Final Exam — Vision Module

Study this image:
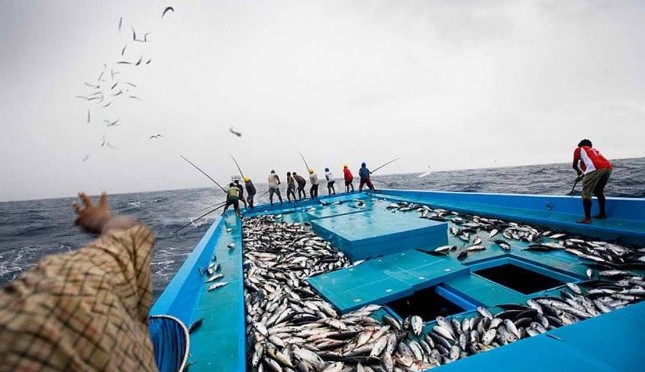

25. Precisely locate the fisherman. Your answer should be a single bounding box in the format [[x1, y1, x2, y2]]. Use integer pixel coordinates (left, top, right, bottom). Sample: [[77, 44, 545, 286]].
[[0, 192, 157, 371], [293, 171, 307, 200], [309, 168, 320, 198], [268, 170, 283, 205], [286, 172, 297, 202], [324, 167, 336, 195], [233, 178, 247, 209], [359, 162, 375, 191], [244, 176, 257, 209], [222, 182, 242, 217], [343, 164, 355, 192], [572, 139, 612, 224]]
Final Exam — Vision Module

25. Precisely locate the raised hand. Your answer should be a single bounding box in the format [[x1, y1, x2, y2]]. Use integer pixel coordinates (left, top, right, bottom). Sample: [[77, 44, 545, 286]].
[[72, 192, 112, 234]]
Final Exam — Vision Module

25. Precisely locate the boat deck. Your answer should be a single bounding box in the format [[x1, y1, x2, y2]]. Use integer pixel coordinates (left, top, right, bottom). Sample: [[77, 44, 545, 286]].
[[151, 190, 645, 371]]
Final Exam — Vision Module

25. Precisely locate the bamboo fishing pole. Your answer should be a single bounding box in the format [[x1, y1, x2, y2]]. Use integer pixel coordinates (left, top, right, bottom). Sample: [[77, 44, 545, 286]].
[[298, 151, 311, 172], [174, 202, 226, 234], [371, 157, 400, 174], [179, 155, 227, 193], [229, 153, 245, 179]]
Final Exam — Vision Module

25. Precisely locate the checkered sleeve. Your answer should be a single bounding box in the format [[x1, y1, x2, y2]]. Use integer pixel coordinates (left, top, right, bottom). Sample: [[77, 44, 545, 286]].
[[0, 224, 158, 371]]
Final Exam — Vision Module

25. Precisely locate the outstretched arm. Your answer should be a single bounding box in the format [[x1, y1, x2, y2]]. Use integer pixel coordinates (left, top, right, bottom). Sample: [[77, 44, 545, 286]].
[[72, 192, 137, 235]]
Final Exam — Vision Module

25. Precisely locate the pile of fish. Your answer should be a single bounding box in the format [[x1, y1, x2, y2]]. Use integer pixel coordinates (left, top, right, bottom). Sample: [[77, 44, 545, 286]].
[[386, 200, 645, 272], [241, 205, 643, 371]]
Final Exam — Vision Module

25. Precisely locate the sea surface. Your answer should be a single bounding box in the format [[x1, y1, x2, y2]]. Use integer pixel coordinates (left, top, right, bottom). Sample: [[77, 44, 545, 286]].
[[1, 158, 643, 299]]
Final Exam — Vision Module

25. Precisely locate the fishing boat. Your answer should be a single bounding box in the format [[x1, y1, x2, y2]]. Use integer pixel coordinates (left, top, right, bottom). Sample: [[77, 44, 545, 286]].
[[150, 189, 645, 371]]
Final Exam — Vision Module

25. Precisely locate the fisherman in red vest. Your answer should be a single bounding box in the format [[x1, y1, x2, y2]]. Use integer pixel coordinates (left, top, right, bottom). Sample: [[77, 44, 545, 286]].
[[343, 164, 355, 192], [572, 139, 612, 224]]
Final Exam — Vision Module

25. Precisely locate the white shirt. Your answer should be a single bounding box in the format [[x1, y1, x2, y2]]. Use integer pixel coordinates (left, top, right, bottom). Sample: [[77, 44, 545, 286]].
[[268, 174, 280, 188], [309, 173, 319, 185], [325, 171, 334, 182]]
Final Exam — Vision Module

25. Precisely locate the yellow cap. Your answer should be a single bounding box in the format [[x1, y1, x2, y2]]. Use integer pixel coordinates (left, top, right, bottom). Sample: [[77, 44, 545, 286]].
[[343, 163, 348, 168], [243, 176, 250, 182], [309, 168, 314, 173]]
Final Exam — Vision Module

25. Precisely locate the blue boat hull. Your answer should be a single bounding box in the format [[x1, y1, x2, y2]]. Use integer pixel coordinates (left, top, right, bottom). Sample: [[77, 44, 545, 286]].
[[151, 190, 645, 371]]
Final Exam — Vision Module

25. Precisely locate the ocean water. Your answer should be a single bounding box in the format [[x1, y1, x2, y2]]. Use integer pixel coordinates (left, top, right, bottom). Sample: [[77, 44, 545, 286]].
[[1, 157, 643, 299]]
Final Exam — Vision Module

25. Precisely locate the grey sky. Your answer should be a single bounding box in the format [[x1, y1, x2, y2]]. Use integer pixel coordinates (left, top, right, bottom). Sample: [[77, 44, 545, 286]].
[[1, 0, 643, 201]]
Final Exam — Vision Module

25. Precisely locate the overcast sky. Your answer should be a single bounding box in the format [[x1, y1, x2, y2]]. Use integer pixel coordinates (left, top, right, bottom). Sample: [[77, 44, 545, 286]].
[[1, 0, 643, 201]]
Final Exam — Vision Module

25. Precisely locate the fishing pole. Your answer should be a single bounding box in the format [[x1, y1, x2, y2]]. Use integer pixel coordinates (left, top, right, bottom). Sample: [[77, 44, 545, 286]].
[[229, 153, 245, 179], [568, 174, 584, 196], [174, 202, 226, 234], [196, 203, 219, 213], [371, 157, 400, 174], [298, 151, 311, 171], [179, 155, 227, 193]]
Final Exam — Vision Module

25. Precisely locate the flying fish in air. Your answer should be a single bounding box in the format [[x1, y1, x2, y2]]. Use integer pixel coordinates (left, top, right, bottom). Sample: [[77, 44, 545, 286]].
[[162, 6, 175, 18], [229, 126, 242, 137]]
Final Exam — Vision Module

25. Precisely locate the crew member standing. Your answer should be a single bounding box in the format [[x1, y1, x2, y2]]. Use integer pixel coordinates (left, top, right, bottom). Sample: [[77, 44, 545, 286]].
[[572, 139, 612, 224], [324, 168, 336, 195], [293, 171, 307, 200], [267, 170, 283, 205], [343, 164, 355, 192], [286, 172, 297, 202], [244, 177, 256, 209], [358, 162, 375, 191], [309, 169, 320, 199], [233, 178, 247, 209]]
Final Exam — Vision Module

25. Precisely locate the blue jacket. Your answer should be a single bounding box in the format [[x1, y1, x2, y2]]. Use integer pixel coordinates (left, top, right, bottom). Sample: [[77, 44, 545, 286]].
[[359, 166, 370, 179]]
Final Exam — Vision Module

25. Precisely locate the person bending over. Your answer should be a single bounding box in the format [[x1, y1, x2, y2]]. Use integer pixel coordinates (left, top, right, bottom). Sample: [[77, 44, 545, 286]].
[[572, 139, 612, 224], [222, 182, 242, 217]]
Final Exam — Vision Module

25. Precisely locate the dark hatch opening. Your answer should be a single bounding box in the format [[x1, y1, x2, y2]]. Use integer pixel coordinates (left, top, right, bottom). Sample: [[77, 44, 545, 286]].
[[386, 286, 465, 320], [475, 264, 565, 295]]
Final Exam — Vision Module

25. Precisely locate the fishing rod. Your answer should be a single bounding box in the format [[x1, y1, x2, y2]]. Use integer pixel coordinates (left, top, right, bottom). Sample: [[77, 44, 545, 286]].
[[179, 155, 227, 193], [174, 202, 226, 234], [298, 151, 311, 171], [229, 153, 245, 179], [196, 203, 219, 213], [371, 157, 400, 174], [568, 174, 584, 196]]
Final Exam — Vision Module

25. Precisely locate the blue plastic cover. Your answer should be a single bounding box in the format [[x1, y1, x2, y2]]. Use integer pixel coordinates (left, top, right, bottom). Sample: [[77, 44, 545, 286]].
[[148, 315, 190, 372]]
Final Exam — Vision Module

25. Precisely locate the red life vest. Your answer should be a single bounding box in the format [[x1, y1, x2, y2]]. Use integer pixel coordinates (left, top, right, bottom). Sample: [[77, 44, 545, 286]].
[[573, 146, 612, 174], [343, 168, 353, 181]]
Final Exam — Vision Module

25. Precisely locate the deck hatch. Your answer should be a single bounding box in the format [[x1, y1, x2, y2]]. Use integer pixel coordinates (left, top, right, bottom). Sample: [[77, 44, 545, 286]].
[[385, 285, 468, 321], [474, 264, 566, 295]]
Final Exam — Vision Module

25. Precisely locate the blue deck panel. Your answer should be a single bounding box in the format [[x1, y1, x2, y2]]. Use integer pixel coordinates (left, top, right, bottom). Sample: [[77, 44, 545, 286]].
[[436, 301, 645, 371], [311, 208, 448, 260], [444, 273, 527, 307], [306, 200, 372, 220], [308, 250, 469, 313]]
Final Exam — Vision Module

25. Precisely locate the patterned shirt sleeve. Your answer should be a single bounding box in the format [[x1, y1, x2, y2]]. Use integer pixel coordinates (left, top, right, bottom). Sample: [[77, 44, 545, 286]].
[[0, 224, 158, 371]]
